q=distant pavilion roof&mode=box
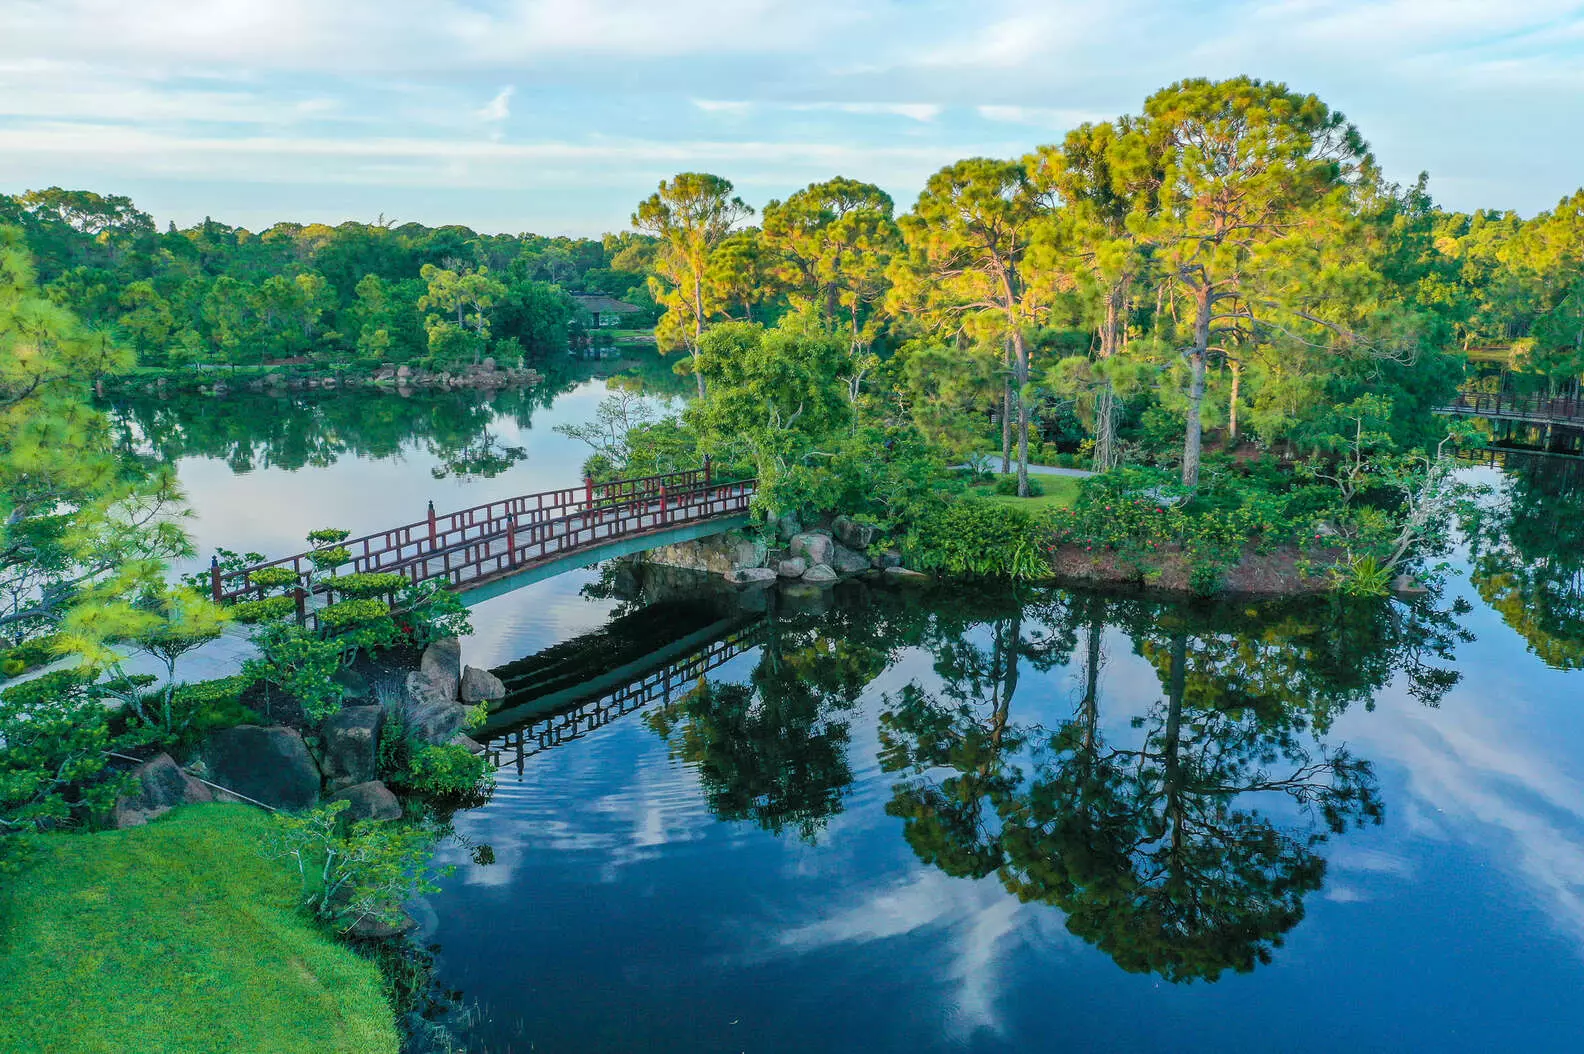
[571,294,642,315]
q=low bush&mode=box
[402,744,494,800]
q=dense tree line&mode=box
[0,189,663,369]
[626,77,1584,494]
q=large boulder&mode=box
[420,637,462,701]
[112,753,212,828]
[320,705,384,792]
[802,563,839,584]
[402,671,469,745]
[790,532,833,567]
[460,665,506,703]
[830,544,871,575]
[776,512,802,542]
[200,726,321,811]
[832,515,877,551]
[727,566,779,586]
[329,780,402,823]
[776,556,809,579]
[730,538,768,570]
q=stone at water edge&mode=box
[328,780,403,823]
[728,566,780,586]
[884,566,930,580]
[776,512,802,542]
[875,550,903,570]
[112,753,213,828]
[832,515,877,550]
[802,563,839,584]
[460,665,507,703]
[420,637,463,700]
[776,556,809,578]
[829,543,871,575]
[730,537,769,571]
[402,671,469,745]
[790,532,834,567]
[320,704,384,792]
[450,733,487,755]
[200,725,322,811]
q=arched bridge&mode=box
[208,463,756,619]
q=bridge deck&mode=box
[210,465,756,621]
[1435,390,1584,429]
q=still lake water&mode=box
[111,380,1584,1053]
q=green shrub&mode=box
[331,572,408,598]
[146,675,260,747]
[992,475,1045,497]
[908,500,1051,579]
[404,744,493,799]
[231,596,297,624]
[249,567,301,591]
[317,598,394,633]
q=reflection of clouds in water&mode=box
[447,729,714,888]
[767,870,1073,1036]
[1347,685,1584,954]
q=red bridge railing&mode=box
[210,462,756,616]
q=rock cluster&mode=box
[644,516,920,589]
[112,636,507,828]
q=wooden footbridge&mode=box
[209,462,756,617]
[1435,389,1584,430]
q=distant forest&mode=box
[0,188,663,369]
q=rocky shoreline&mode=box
[101,360,542,397]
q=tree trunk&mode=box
[1012,327,1031,497]
[1228,358,1241,442]
[1001,353,1012,476]
[691,347,706,399]
[1093,280,1124,472]
[1182,290,1212,489]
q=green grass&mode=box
[0,804,398,1054]
[966,474,1083,511]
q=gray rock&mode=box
[329,780,403,823]
[112,753,212,828]
[884,566,930,580]
[460,665,506,703]
[320,705,383,792]
[776,512,802,542]
[420,637,462,700]
[730,537,768,570]
[802,563,839,584]
[332,667,370,702]
[450,733,486,755]
[776,556,809,578]
[790,532,834,567]
[402,671,469,745]
[727,566,780,586]
[830,543,871,575]
[396,364,412,378]
[832,515,877,550]
[200,726,321,811]
[347,907,416,941]
[876,549,903,570]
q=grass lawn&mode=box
[0,804,398,1054]
[966,473,1084,511]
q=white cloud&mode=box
[478,86,515,123]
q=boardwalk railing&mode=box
[1435,389,1584,429]
[210,462,756,617]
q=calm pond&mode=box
[110,378,1584,1053]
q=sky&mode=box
[2,0,1582,237]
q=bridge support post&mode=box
[506,516,517,568]
[659,484,668,517]
[209,555,222,603]
[703,454,711,488]
[427,500,438,552]
[585,476,594,509]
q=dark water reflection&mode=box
[433,568,1584,1053]
[114,386,1584,1052]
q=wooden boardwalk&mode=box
[1435,390,1584,429]
[210,463,756,619]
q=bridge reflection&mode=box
[476,578,769,775]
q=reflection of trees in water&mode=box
[1466,460,1584,668]
[646,588,907,842]
[102,372,577,478]
[878,589,1464,983]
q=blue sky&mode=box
[3,0,1582,236]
